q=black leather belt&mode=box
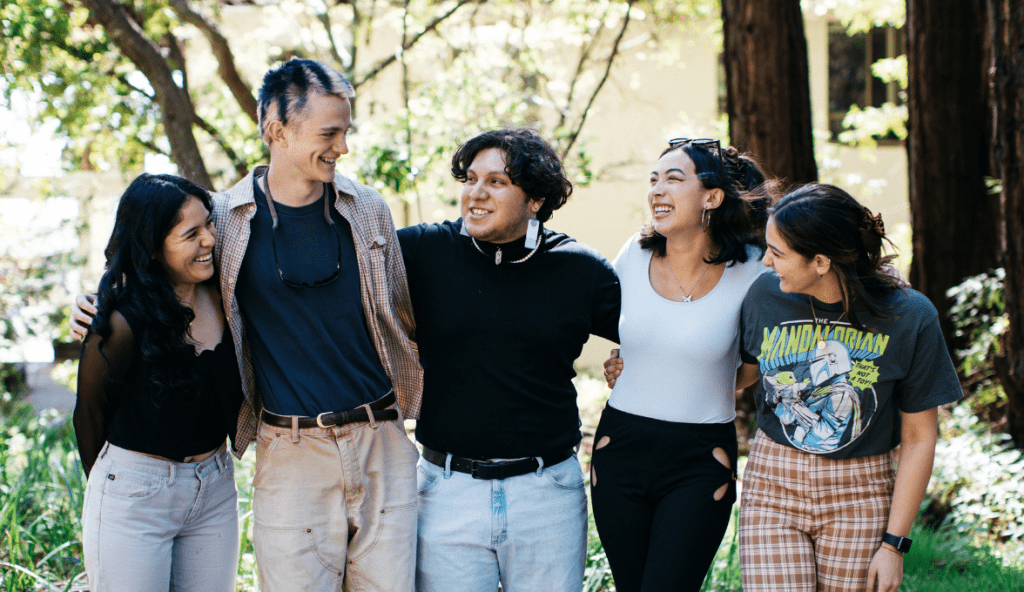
[261,392,398,429]
[421,446,575,480]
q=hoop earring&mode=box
[701,207,711,233]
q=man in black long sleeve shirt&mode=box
[403,129,620,592]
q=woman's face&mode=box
[158,196,216,288]
[762,216,825,296]
[648,149,714,239]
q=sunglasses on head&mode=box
[668,137,723,164]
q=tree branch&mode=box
[163,31,189,93]
[353,0,480,89]
[556,5,612,131]
[348,0,361,81]
[167,0,258,123]
[82,0,212,187]
[130,135,166,156]
[116,72,154,99]
[558,0,634,160]
[317,8,348,71]
[192,114,249,180]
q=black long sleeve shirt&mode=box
[399,219,620,459]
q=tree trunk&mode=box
[989,0,1024,448]
[721,0,817,184]
[906,0,998,351]
[84,0,212,188]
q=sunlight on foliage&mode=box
[932,405,1024,543]
[871,55,907,88]
[836,103,908,147]
[804,0,905,32]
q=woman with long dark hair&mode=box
[590,139,768,591]
[74,173,243,591]
[737,183,961,591]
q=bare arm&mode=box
[736,362,759,390]
[866,407,938,592]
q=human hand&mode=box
[603,348,623,389]
[880,264,911,289]
[69,293,98,341]
[866,545,903,592]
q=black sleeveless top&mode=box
[74,307,243,475]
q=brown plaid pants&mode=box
[739,431,896,591]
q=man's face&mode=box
[278,94,352,184]
[460,147,541,244]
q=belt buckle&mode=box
[316,412,335,429]
[469,459,498,479]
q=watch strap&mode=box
[882,532,912,553]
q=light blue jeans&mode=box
[81,442,238,592]
[415,454,588,592]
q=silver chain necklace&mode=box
[471,235,542,265]
[666,259,711,302]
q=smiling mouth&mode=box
[652,205,673,216]
[320,157,337,165]
[194,254,212,263]
[468,208,489,216]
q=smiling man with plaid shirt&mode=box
[211,59,422,592]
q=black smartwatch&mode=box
[882,532,912,554]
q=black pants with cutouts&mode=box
[590,404,737,592]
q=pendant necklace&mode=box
[666,259,711,303]
[809,297,847,350]
[471,235,543,265]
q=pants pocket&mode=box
[253,523,345,590]
[417,458,443,494]
[543,456,586,491]
[102,463,163,502]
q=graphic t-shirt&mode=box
[740,273,962,459]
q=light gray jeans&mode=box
[81,442,239,592]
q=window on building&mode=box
[827,23,904,141]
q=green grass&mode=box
[3,407,1024,591]
[1,407,87,591]
[901,525,1024,591]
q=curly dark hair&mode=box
[770,183,900,330]
[92,174,215,404]
[638,141,765,265]
[450,128,572,223]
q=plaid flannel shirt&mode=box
[212,165,423,458]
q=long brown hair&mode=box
[770,183,900,330]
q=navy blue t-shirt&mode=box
[235,178,392,416]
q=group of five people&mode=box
[71,58,961,592]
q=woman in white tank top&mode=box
[589,139,769,592]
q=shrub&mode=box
[947,269,1008,422]
[930,404,1024,543]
